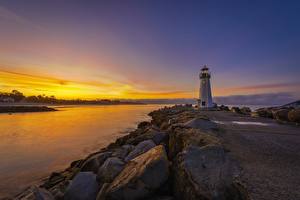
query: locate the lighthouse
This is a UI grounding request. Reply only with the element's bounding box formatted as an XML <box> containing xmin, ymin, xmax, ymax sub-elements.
<box><xmin>198</xmin><ymin>65</ymin><xmax>213</xmax><ymax>108</ymax></box>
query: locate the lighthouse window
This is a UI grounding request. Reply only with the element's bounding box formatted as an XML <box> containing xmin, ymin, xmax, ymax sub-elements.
<box><xmin>202</xmin><ymin>101</ymin><xmax>206</xmax><ymax>106</ymax></box>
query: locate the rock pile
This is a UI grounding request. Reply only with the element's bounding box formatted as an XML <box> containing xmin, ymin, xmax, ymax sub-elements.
<box><xmin>16</xmin><ymin>105</ymin><xmax>249</xmax><ymax>200</ymax></box>
<box><xmin>252</xmin><ymin>107</ymin><xmax>300</xmax><ymax>125</ymax></box>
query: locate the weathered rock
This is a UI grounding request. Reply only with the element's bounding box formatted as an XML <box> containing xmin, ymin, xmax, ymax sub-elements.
<box><xmin>240</xmin><ymin>107</ymin><xmax>251</xmax><ymax>115</ymax></box>
<box><xmin>70</xmin><ymin>159</ymin><xmax>84</xmax><ymax>168</ymax></box>
<box><xmin>125</xmin><ymin>129</ymin><xmax>167</xmax><ymax>145</ymax></box>
<box><xmin>103</xmin><ymin>145</ymin><xmax>169</xmax><ymax>200</ymax></box>
<box><xmin>231</xmin><ymin>107</ymin><xmax>242</xmax><ymax>114</ymax></box>
<box><xmin>111</xmin><ymin>145</ymin><xmax>134</xmax><ymax>159</ymax></box>
<box><xmin>160</xmin><ymin>121</ymin><xmax>170</xmax><ymax>130</ymax></box>
<box><xmin>81</xmin><ymin>152</ymin><xmax>112</xmax><ymax>173</ymax></box>
<box><xmin>252</xmin><ymin>108</ymin><xmax>273</xmax><ymax>118</ymax></box>
<box><xmin>288</xmin><ymin>108</ymin><xmax>300</xmax><ymax>123</ymax></box>
<box><xmin>125</xmin><ymin>139</ymin><xmax>156</xmax><ymax>162</ymax></box>
<box><xmin>111</xmin><ymin>127</ymin><xmax>149</xmax><ymax>147</ymax></box>
<box><xmin>97</xmin><ymin>157</ymin><xmax>125</xmax><ymax>184</ymax></box>
<box><xmin>42</xmin><ymin>170</ymin><xmax>75</xmax><ymax>189</ymax></box>
<box><xmin>137</xmin><ymin>121</ymin><xmax>151</xmax><ymax>129</ymax></box>
<box><xmin>64</xmin><ymin>172</ymin><xmax>99</xmax><ymax>200</ymax></box>
<box><xmin>152</xmin><ymin>131</ymin><xmax>168</xmax><ymax>145</ymax></box>
<box><xmin>273</xmin><ymin>108</ymin><xmax>290</xmax><ymax>122</ymax></box>
<box><xmin>219</xmin><ymin>105</ymin><xmax>230</xmax><ymax>111</ymax></box>
<box><xmin>184</xmin><ymin>117</ymin><xmax>218</xmax><ymax>131</ymax></box>
<box><xmin>168</xmin><ymin>127</ymin><xmax>220</xmax><ymax>158</ymax></box>
<box><xmin>149</xmin><ymin>105</ymin><xmax>193</xmax><ymax>127</ymax></box>
<box><xmin>173</xmin><ymin>145</ymin><xmax>245</xmax><ymax>200</ymax></box>
<box><xmin>33</xmin><ymin>187</ymin><xmax>55</xmax><ymax>200</ymax></box>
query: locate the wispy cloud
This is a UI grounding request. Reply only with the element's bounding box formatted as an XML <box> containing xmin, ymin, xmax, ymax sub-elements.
<box><xmin>0</xmin><ymin>6</ymin><xmax>42</xmax><ymax>30</ymax></box>
<box><xmin>214</xmin><ymin>92</ymin><xmax>297</xmax><ymax>105</ymax></box>
<box><xmin>231</xmin><ymin>82</ymin><xmax>300</xmax><ymax>90</ymax></box>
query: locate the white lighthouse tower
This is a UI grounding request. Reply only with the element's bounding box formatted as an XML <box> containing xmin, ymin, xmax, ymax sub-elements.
<box><xmin>198</xmin><ymin>65</ymin><xmax>213</xmax><ymax>108</ymax></box>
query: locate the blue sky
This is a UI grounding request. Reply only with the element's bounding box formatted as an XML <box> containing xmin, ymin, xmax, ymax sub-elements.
<box><xmin>0</xmin><ymin>0</ymin><xmax>299</xmax><ymax>100</ymax></box>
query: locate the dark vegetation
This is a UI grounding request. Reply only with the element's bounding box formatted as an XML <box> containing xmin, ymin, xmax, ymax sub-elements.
<box><xmin>0</xmin><ymin>90</ymin><xmax>143</xmax><ymax>105</ymax></box>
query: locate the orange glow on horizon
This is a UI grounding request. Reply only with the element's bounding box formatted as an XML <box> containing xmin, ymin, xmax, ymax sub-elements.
<box><xmin>0</xmin><ymin>70</ymin><xmax>194</xmax><ymax>99</ymax></box>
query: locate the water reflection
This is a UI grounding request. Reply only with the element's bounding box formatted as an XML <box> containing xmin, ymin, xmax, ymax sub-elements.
<box><xmin>0</xmin><ymin>105</ymin><xmax>165</xmax><ymax>198</ymax></box>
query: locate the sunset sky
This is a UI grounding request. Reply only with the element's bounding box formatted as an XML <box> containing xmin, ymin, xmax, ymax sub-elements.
<box><xmin>0</xmin><ymin>0</ymin><xmax>299</xmax><ymax>99</ymax></box>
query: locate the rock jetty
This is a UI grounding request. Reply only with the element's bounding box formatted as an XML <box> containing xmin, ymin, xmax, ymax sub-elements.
<box><xmin>15</xmin><ymin>104</ymin><xmax>300</xmax><ymax>200</ymax></box>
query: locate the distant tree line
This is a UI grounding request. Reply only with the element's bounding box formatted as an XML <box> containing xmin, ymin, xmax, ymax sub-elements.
<box><xmin>0</xmin><ymin>90</ymin><xmax>142</xmax><ymax>105</ymax></box>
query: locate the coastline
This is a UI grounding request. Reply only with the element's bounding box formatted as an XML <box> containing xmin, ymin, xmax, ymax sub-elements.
<box><xmin>13</xmin><ymin>105</ymin><xmax>300</xmax><ymax>200</ymax></box>
<box><xmin>0</xmin><ymin>106</ymin><xmax>57</xmax><ymax>113</ymax></box>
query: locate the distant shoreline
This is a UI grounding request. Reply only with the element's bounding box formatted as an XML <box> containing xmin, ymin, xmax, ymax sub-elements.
<box><xmin>0</xmin><ymin>101</ymin><xmax>145</xmax><ymax>107</ymax></box>
<box><xmin>0</xmin><ymin>102</ymin><xmax>147</xmax><ymax>113</ymax></box>
<box><xmin>0</xmin><ymin>106</ymin><xmax>57</xmax><ymax>113</ymax></box>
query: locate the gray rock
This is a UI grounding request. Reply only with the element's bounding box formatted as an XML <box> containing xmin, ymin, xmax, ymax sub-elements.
<box><xmin>64</xmin><ymin>172</ymin><xmax>99</xmax><ymax>200</ymax></box>
<box><xmin>104</xmin><ymin>145</ymin><xmax>169</xmax><ymax>200</ymax></box>
<box><xmin>111</xmin><ymin>145</ymin><xmax>134</xmax><ymax>159</ymax></box>
<box><xmin>81</xmin><ymin>152</ymin><xmax>111</xmax><ymax>173</ymax></box>
<box><xmin>173</xmin><ymin>145</ymin><xmax>244</xmax><ymax>200</ymax></box>
<box><xmin>231</xmin><ymin>107</ymin><xmax>242</xmax><ymax>114</ymax></box>
<box><xmin>125</xmin><ymin>139</ymin><xmax>156</xmax><ymax>162</ymax></box>
<box><xmin>151</xmin><ymin>131</ymin><xmax>167</xmax><ymax>145</ymax></box>
<box><xmin>219</xmin><ymin>105</ymin><xmax>230</xmax><ymax>111</ymax></box>
<box><xmin>273</xmin><ymin>108</ymin><xmax>291</xmax><ymax>122</ymax></box>
<box><xmin>252</xmin><ymin>108</ymin><xmax>274</xmax><ymax>118</ymax></box>
<box><xmin>288</xmin><ymin>108</ymin><xmax>300</xmax><ymax>123</ymax></box>
<box><xmin>33</xmin><ymin>187</ymin><xmax>55</xmax><ymax>200</ymax></box>
<box><xmin>97</xmin><ymin>157</ymin><xmax>125</xmax><ymax>184</ymax></box>
<box><xmin>168</xmin><ymin>127</ymin><xmax>220</xmax><ymax>158</ymax></box>
<box><xmin>125</xmin><ymin>128</ymin><xmax>165</xmax><ymax>145</ymax></box>
<box><xmin>240</xmin><ymin>107</ymin><xmax>251</xmax><ymax>114</ymax></box>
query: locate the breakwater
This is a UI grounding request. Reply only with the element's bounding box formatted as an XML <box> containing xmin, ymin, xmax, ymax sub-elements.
<box><xmin>15</xmin><ymin>104</ymin><xmax>300</xmax><ymax>200</ymax></box>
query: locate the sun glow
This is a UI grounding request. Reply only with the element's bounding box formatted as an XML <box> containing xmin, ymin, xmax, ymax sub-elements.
<box><xmin>0</xmin><ymin>70</ymin><xmax>192</xmax><ymax>99</ymax></box>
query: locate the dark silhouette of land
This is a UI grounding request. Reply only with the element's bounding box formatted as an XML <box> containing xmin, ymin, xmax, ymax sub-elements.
<box><xmin>0</xmin><ymin>90</ymin><xmax>143</xmax><ymax>105</ymax></box>
<box><xmin>0</xmin><ymin>106</ymin><xmax>57</xmax><ymax>113</ymax></box>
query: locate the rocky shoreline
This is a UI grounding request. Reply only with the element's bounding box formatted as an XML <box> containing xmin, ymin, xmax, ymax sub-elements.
<box><xmin>13</xmin><ymin>104</ymin><xmax>300</xmax><ymax>200</ymax></box>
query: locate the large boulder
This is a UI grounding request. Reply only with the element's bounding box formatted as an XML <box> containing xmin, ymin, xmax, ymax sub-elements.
<box><xmin>173</xmin><ymin>145</ymin><xmax>246</xmax><ymax>200</ymax></box>
<box><xmin>101</xmin><ymin>145</ymin><xmax>169</xmax><ymax>200</ymax></box>
<box><xmin>273</xmin><ymin>108</ymin><xmax>290</xmax><ymax>122</ymax></box>
<box><xmin>252</xmin><ymin>108</ymin><xmax>273</xmax><ymax>118</ymax></box>
<box><xmin>64</xmin><ymin>172</ymin><xmax>99</xmax><ymax>200</ymax></box>
<box><xmin>240</xmin><ymin>107</ymin><xmax>251</xmax><ymax>115</ymax></box>
<box><xmin>288</xmin><ymin>109</ymin><xmax>300</xmax><ymax>123</ymax></box>
<box><xmin>97</xmin><ymin>157</ymin><xmax>125</xmax><ymax>184</ymax></box>
<box><xmin>137</xmin><ymin>121</ymin><xmax>151</xmax><ymax>129</ymax></box>
<box><xmin>81</xmin><ymin>152</ymin><xmax>112</xmax><ymax>173</ymax></box>
<box><xmin>125</xmin><ymin>129</ymin><xmax>167</xmax><ymax>145</ymax></box>
<box><xmin>219</xmin><ymin>105</ymin><xmax>230</xmax><ymax>111</ymax></box>
<box><xmin>125</xmin><ymin>139</ymin><xmax>156</xmax><ymax>162</ymax></box>
<box><xmin>168</xmin><ymin>127</ymin><xmax>220</xmax><ymax>158</ymax></box>
<box><xmin>231</xmin><ymin>107</ymin><xmax>243</xmax><ymax>114</ymax></box>
<box><xmin>33</xmin><ymin>187</ymin><xmax>55</xmax><ymax>200</ymax></box>
<box><xmin>111</xmin><ymin>145</ymin><xmax>134</xmax><ymax>160</ymax></box>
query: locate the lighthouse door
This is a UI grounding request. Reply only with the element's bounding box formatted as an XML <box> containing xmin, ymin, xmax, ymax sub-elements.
<box><xmin>202</xmin><ymin>101</ymin><xmax>206</xmax><ymax>106</ymax></box>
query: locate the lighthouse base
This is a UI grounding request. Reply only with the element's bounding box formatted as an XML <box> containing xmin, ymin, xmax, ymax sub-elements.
<box><xmin>197</xmin><ymin>99</ymin><xmax>216</xmax><ymax>110</ymax></box>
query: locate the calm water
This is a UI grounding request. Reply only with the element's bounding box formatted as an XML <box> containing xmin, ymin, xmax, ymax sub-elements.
<box><xmin>0</xmin><ymin>104</ymin><xmax>166</xmax><ymax>198</ymax></box>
